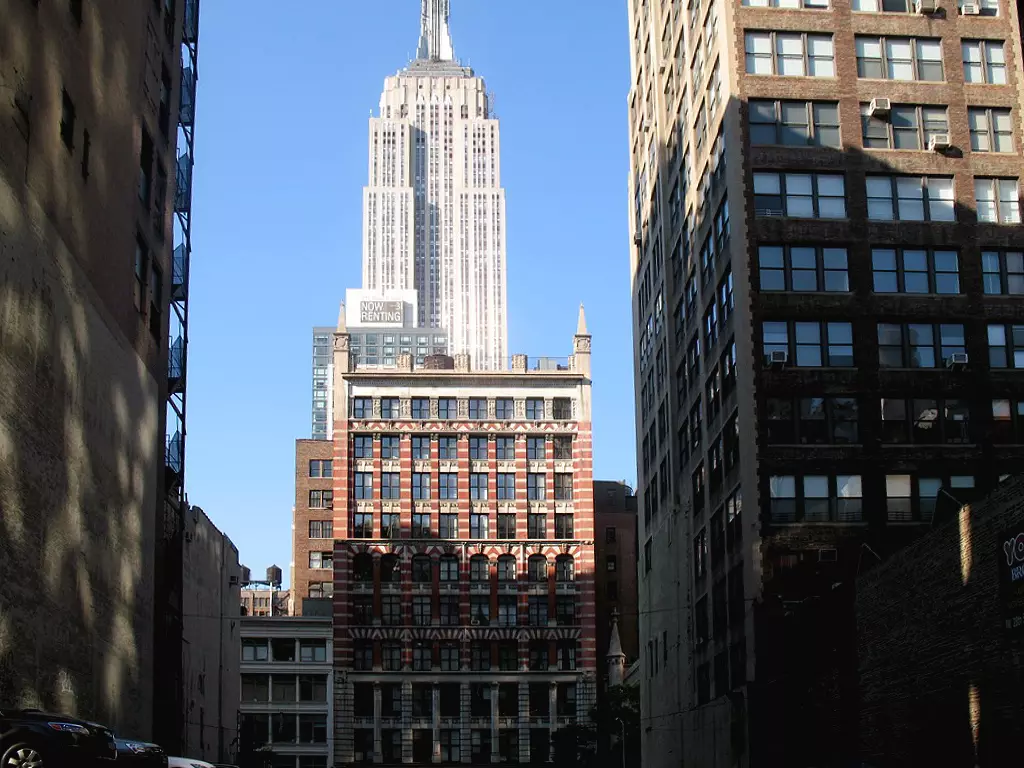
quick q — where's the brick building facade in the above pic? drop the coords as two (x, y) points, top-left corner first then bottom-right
(593, 480), (640, 690)
(326, 309), (597, 765)
(291, 439), (337, 614)
(855, 474), (1024, 768)
(627, 0), (1024, 764)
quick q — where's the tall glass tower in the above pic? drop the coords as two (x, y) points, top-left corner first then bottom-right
(361, 0), (508, 370)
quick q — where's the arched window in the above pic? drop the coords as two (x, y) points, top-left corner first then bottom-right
(352, 553), (373, 582)
(411, 554), (432, 583)
(470, 555), (490, 581)
(528, 555), (548, 582)
(439, 555), (459, 582)
(497, 555), (517, 582)
(556, 555), (575, 582)
(380, 554), (400, 583)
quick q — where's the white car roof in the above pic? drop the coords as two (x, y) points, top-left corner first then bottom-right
(167, 758), (217, 768)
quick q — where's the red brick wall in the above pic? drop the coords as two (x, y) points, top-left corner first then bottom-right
(856, 475), (1024, 767)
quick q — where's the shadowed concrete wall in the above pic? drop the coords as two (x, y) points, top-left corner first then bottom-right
(182, 506), (241, 763)
(0, 0), (184, 738)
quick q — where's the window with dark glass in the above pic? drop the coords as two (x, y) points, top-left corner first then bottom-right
(438, 398), (457, 420)
(527, 473), (546, 500)
(497, 513), (516, 538)
(381, 472), (400, 500)
(438, 437), (457, 460)
(412, 513), (431, 538)
(526, 398), (545, 420)
(496, 436), (515, 459)
(495, 398), (514, 420)
(527, 436), (545, 460)
(412, 398), (430, 419)
(411, 436), (430, 459)
(380, 398), (399, 420)
(353, 435), (373, 458)
(871, 248), (960, 294)
(469, 437), (488, 460)
(758, 245), (849, 292)
(469, 398), (487, 420)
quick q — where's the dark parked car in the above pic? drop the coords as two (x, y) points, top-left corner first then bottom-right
(0, 708), (117, 767)
(116, 738), (169, 767)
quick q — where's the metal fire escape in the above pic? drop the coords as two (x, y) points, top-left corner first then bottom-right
(155, 0), (199, 752)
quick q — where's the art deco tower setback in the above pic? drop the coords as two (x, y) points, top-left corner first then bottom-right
(362, 0), (509, 370)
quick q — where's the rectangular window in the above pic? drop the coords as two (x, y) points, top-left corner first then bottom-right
(962, 40), (1006, 84)
(527, 473), (546, 501)
(871, 248), (960, 294)
(381, 513), (399, 538)
(553, 398), (572, 420)
(138, 127), (153, 204)
(470, 513), (489, 538)
(496, 436), (515, 460)
(497, 513), (516, 539)
(762, 321), (854, 366)
(770, 474), (863, 523)
(352, 513), (372, 538)
(496, 473), (516, 500)
(866, 176), (955, 221)
(352, 398), (372, 418)
(468, 398), (487, 420)
(411, 436), (430, 460)
(745, 31), (835, 77)
(555, 514), (574, 538)
(748, 100), (841, 147)
(309, 489), (335, 508)
(885, 474), (967, 523)
(757, 245), (849, 292)
(975, 178), (1021, 224)
(413, 473), (431, 500)
(852, 0), (911, 11)
(378, 436), (398, 460)
(353, 473), (373, 500)
(878, 323), (967, 367)
(411, 397), (430, 419)
(439, 473), (458, 500)
(861, 104), (949, 150)
(438, 437), (457, 460)
(412, 513), (431, 538)
(991, 399), (1024, 443)
(380, 398), (399, 420)
(470, 473), (489, 500)
(527, 436), (546, 460)
(308, 520), (333, 539)
(969, 108), (1014, 153)
(753, 172), (846, 218)
(553, 436), (573, 460)
(856, 36), (943, 80)
(982, 250), (1024, 295)
(526, 398), (545, 420)
(495, 398), (514, 420)
(438, 398), (457, 420)
(988, 324), (1024, 368)
(308, 459), (333, 478)
(439, 513), (458, 538)
(469, 436), (488, 460)
(767, 397), (860, 444)
(880, 398), (971, 444)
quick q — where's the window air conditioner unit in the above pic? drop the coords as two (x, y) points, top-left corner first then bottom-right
(929, 133), (951, 151)
(946, 352), (969, 368)
(915, 0), (939, 12)
(869, 98), (891, 118)
(960, 2), (981, 12)
(765, 350), (789, 367)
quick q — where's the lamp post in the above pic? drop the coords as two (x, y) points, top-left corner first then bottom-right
(616, 717), (626, 768)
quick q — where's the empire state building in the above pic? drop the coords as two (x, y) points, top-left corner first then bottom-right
(361, 0), (508, 370)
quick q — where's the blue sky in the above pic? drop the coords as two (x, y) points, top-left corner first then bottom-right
(185, 1), (636, 577)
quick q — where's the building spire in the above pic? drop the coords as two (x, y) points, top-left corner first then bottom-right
(416, 0), (455, 62)
(576, 303), (589, 336)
